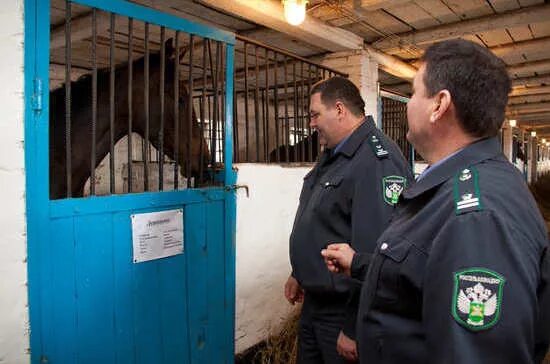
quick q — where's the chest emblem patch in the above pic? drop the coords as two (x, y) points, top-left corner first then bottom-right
(382, 175), (407, 205)
(452, 268), (505, 331)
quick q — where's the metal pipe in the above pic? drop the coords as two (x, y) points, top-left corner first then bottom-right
(90, 8), (97, 196)
(243, 42), (250, 161)
(143, 22), (150, 191)
(187, 34), (194, 181)
(273, 52), (280, 163)
(65, 0), (72, 198)
(109, 12), (115, 194)
(127, 18), (133, 193)
(173, 32), (180, 189)
(159, 26), (165, 190)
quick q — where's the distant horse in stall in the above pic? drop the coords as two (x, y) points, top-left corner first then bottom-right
(268, 131), (320, 163)
(49, 40), (210, 199)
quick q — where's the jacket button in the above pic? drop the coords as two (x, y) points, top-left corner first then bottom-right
(380, 242), (388, 250)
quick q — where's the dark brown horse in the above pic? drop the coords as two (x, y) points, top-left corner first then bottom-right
(49, 40), (209, 199)
(268, 131), (319, 163)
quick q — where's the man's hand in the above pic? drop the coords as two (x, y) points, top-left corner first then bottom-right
(284, 275), (304, 305)
(321, 243), (355, 276)
(337, 331), (358, 362)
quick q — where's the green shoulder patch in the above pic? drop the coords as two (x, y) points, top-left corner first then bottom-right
(382, 175), (407, 205)
(452, 268), (505, 331)
(453, 166), (483, 215)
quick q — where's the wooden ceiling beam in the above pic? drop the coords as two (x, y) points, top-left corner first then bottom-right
(508, 60), (550, 78)
(511, 74), (550, 88)
(511, 85), (550, 97)
(507, 102), (550, 114)
(50, 11), (111, 49)
(198, 0), (417, 81)
(198, 0), (363, 52)
(359, 0), (413, 12)
(372, 3), (550, 51)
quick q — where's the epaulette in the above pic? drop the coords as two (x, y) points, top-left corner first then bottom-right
(453, 166), (483, 215)
(368, 134), (389, 159)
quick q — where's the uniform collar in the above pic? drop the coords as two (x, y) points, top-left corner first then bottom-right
(330, 116), (376, 159)
(403, 137), (502, 200)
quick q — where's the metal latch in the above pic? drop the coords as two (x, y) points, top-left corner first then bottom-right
(32, 78), (43, 114)
(225, 184), (249, 197)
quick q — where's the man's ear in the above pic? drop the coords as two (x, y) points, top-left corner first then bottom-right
(430, 89), (451, 123)
(335, 101), (345, 118)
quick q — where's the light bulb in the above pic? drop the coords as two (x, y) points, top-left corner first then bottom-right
(509, 119), (517, 127)
(283, 0), (307, 26)
(531, 131), (537, 137)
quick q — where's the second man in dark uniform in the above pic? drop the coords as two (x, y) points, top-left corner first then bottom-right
(284, 77), (412, 363)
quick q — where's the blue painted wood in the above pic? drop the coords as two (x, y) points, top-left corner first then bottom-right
(48, 217), (77, 364)
(75, 214), (117, 363)
(112, 211), (137, 363)
(26, 1), (236, 362)
(25, 0), (53, 362)
(185, 203), (209, 364)
(74, 0), (235, 45)
(50, 188), (225, 218)
(206, 201), (226, 363)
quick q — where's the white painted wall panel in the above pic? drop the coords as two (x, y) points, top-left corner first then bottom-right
(234, 163), (310, 353)
(0, 0), (29, 363)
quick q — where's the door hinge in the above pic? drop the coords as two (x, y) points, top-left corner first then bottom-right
(32, 77), (43, 114)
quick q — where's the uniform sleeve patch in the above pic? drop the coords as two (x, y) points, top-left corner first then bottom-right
(452, 268), (505, 331)
(382, 175), (407, 205)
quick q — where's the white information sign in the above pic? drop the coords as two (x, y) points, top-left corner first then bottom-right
(131, 209), (184, 263)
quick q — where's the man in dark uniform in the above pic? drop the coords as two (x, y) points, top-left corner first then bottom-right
(322, 39), (550, 363)
(284, 77), (412, 363)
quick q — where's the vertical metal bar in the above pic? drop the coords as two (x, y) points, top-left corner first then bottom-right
(143, 22), (150, 191)
(307, 64), (313, 162)
(254, 46), (260, 162)
(283, 56), (289, 162)
(224, 43), (235, 184)
(219, 42), (225, 167)
(109, 12), (115, 194)
(260, 83), (266, 161)
(65, 0), (72, 198)
(233, 49), (238, 163)
(293, 61), (298, 157)
(158, 26), (165, 190)
(243, 42), (250, 161)
(127, 17), (133, 193)
(199, 38), (208, 186)
(213, 41), (221, 173)
(173, 31), (180, 189)
(264, 47), (270, 162)
(199, 38), (207, 186)
(300, 62), (305, 162)
(90, 8), (97, 196)
(207, 39), (217, 172)
(273, 52), (280, 163)
(187, 34), (194, 183)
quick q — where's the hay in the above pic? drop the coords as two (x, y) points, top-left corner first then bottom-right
(235, 310), (300, 364)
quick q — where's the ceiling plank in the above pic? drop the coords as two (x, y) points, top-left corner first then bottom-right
(510, 85), (550, 96)
(507, 101), (550, 114)
(372, 3), (550, 51)
(512, 74), (550, 87)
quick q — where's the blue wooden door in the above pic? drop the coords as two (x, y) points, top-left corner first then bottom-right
(24, 1), (236, 363)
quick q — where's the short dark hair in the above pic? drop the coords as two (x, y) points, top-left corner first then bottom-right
(420, 39), (511, 137)
(310, 76), (365, 117)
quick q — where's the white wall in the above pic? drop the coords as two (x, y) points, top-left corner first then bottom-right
(0, 0), (29, 363)
(234, 163), (310, 353)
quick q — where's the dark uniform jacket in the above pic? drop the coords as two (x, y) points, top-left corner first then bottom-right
(355, 137), (550, 363)
(289, 117), (413, 337)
